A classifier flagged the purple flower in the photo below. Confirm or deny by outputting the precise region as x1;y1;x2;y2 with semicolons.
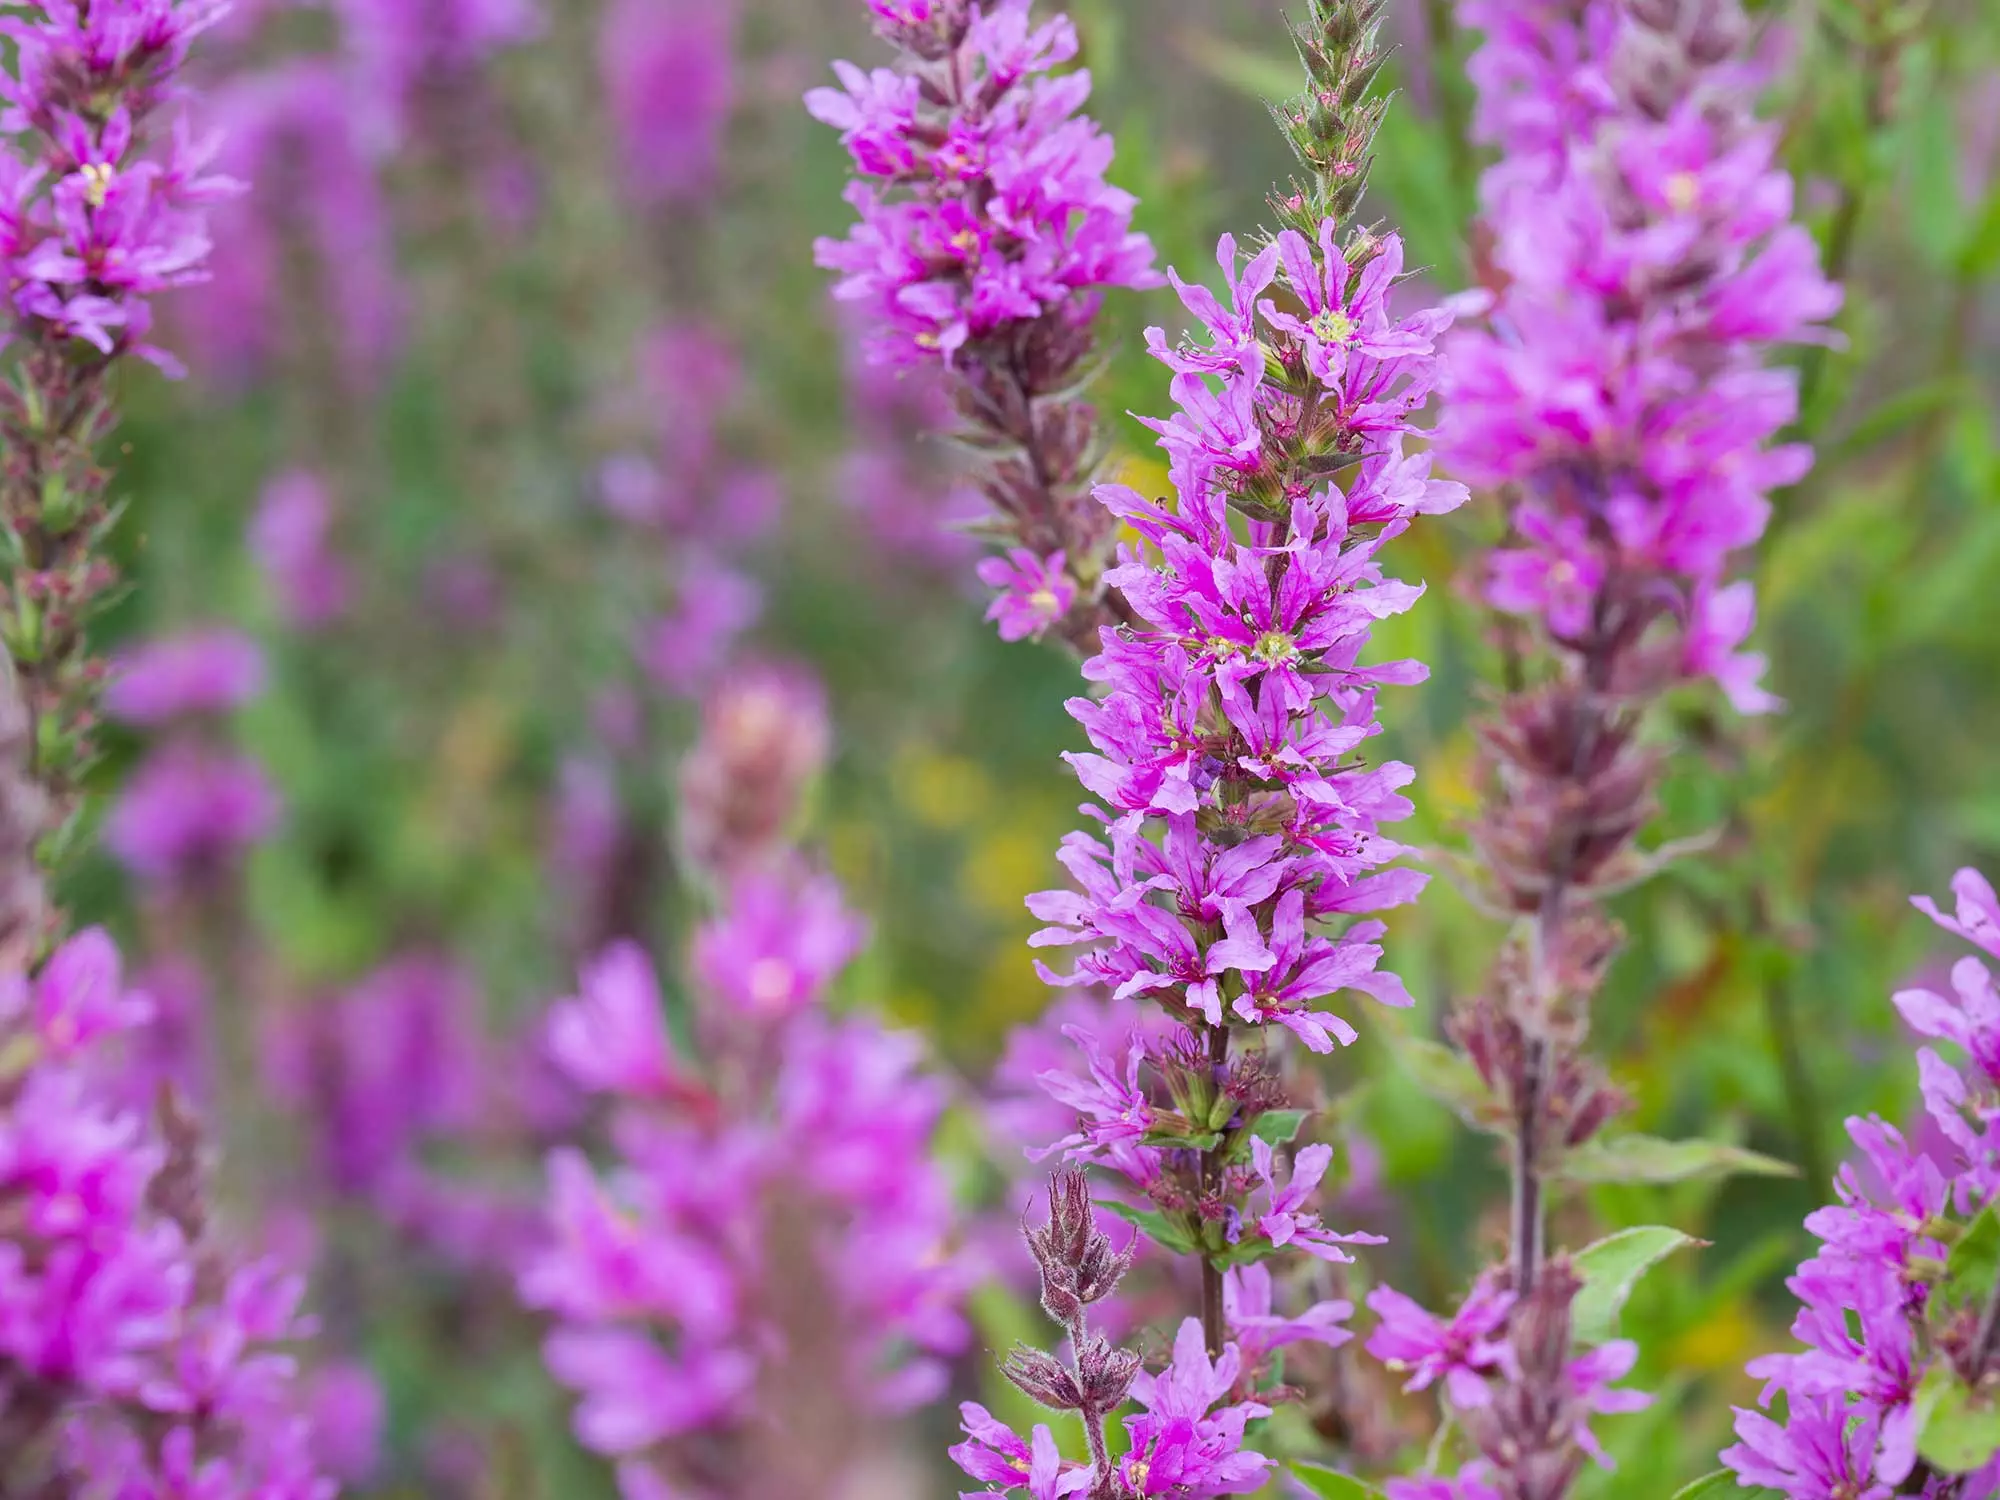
1365;1276;1519;1409
104;629;265;726
523;856;967;1478
1385;1474;1505;1500
810;0;1159;363
1723;1394;1896;1500
1444;0;1839;706
250;471;352;629
1245;1139;1386;1264
19;926;156;1058
105;743;279;884
689;869;868;1019
949;1402;1094;1499
978;548;1078;641
599;0;736;206
545;943;689;1102
1913;868;2000;961
1118;1319;1274;1496
543;1326;756;1453
1729;872;2000;1495
1564;1339;1653;1467
182;64;400;389
260;954;486;1201
1222;1262;1353;1367
639;563;761;697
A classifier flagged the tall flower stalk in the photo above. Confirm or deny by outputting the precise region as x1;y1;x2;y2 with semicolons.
0;0;237;866
809;0;1161;650
521;664;969;1500
1723;870;2000;1500
1357;0;1840;1495
922;0;1471;1492
0;5;328;1496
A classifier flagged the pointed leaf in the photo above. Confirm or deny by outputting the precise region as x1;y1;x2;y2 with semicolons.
1671;1472;1782;1500
1289;1462;1387;1500
1948;1202;2000;1307
1095;1199;1198;1257
1251;1110;1310;1146
1917;1364;2000;1474
1570;1227;1704;1344
1556;1134;1796;1186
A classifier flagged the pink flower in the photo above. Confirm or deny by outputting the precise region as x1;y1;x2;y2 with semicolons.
104;630;265;725
1364;1277;1519;1409
546;943;686;1100
689;870;867;1019
977;548;1076;641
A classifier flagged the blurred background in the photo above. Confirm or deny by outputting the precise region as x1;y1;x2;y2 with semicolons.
72;0;2000;1493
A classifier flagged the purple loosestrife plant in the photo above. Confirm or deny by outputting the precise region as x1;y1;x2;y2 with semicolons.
521;670;970;1500
0;0;239;869
809;0;1161;649
1356;1;1839;1496
0;10;330;1494
958;1;1467;1495
1716;870;2000;1499
0;917;330;1497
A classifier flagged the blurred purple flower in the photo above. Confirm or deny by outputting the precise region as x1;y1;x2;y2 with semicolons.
690;869;868;1020
638;564;761;697
251;471;352;630
182;64;400;389
261;953;484;1198
599;0;736;206
105;628;265;727
106;744;280;884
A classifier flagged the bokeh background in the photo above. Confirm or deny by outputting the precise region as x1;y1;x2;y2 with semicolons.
71;0;2000;1492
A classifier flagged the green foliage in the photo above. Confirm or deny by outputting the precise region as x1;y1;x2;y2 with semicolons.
1571;1228;1705;1345
1916;1364;2000;1475
1291;1462;1390;1499
1556;1134;1796;1187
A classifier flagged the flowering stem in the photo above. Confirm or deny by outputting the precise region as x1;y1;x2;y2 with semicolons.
1199;1022;1232;1355
1065;1307;1120;1499
1509;1031;1547;1294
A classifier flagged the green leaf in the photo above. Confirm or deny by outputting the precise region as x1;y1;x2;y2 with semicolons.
1140;1127;1223;1151
1250;1110;1310;1146
1947;1204;2000;1314
1289;1462;1387;1500
1917;1364;2000;1474
1570;1227;1704;1344
1670;1471;1782;1500
1095;1200;1198;1257
1383;1030;1498;1131
1556;1134;1797;1186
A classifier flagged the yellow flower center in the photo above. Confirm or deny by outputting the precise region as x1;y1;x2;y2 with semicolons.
80;162;113;208
1664;171;1701;214
1252;629;1299;664
1310;307;1357;345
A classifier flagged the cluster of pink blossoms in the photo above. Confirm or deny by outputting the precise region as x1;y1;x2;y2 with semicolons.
0;928;328;1497
1722;871;2000;1500
0;0;238;373
1030;219;1462;1072
809;0;1157;364
1442;0;1841;711
104;628;279;888
521;877;970;1498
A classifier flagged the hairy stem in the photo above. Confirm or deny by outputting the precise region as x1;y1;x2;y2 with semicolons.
1200;1021;1231;1357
